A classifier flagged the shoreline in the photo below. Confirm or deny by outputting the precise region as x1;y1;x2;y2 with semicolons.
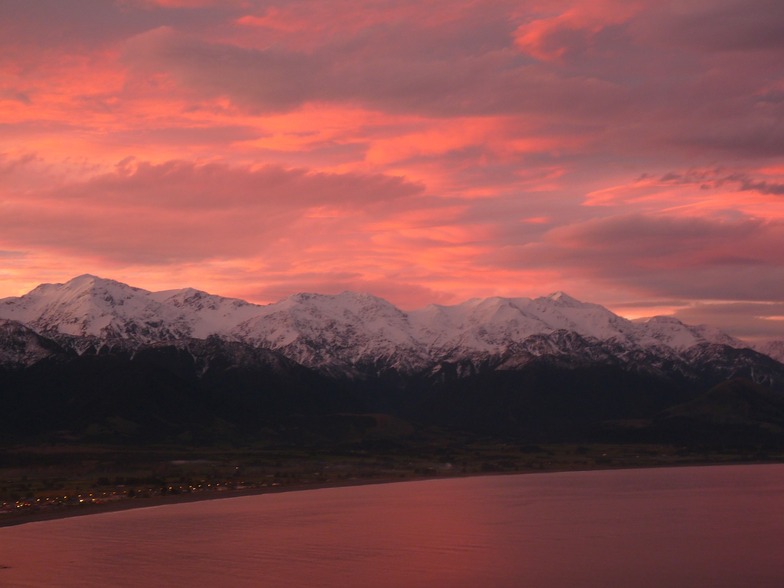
0;475;414;529
3;458;781;529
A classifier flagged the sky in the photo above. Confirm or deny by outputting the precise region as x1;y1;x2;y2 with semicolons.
1;0;784;341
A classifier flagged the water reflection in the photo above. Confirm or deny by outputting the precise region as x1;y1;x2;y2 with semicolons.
1;464;783;587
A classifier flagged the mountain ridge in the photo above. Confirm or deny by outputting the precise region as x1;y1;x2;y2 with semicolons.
0;275;760;371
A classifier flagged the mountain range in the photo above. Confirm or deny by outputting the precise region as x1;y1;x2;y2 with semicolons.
2;275;784;446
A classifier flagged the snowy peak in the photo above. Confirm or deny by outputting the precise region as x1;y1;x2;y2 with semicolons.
151;287;252;311
409;297;551;356
235;291;423;371
0;275;192;343
638;316;745;351
541;291;583;307
407;293;642;361
148;287;264;339
0;276;274;344
529;294;637;343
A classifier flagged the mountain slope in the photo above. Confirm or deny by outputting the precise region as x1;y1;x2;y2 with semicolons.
0;319;66;367
756;340;784;364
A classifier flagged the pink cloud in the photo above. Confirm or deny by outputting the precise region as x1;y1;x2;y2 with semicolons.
672;301;784;342
488;214;784;303
514;1;642;61
2;0;784;334
582;166;784;224
138;0;240;7
0;160;424;263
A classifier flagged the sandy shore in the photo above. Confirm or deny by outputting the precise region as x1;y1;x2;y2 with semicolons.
0;476;425;529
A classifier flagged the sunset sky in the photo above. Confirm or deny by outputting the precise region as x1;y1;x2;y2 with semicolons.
1;0;784;341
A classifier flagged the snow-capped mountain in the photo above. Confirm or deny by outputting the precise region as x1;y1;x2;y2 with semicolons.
0;275;763;376
0;275;263;347
0;275;194;344
636;315;743;350
5;275;784;446
234;292;426;374
410;292;655;359
148;287;263;339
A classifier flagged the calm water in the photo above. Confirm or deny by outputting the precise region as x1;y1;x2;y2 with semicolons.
1;464;783;587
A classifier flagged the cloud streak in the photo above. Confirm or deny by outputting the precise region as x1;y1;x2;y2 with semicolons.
0;160;425;262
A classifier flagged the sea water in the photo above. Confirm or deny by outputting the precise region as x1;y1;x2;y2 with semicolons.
1;464;783;587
